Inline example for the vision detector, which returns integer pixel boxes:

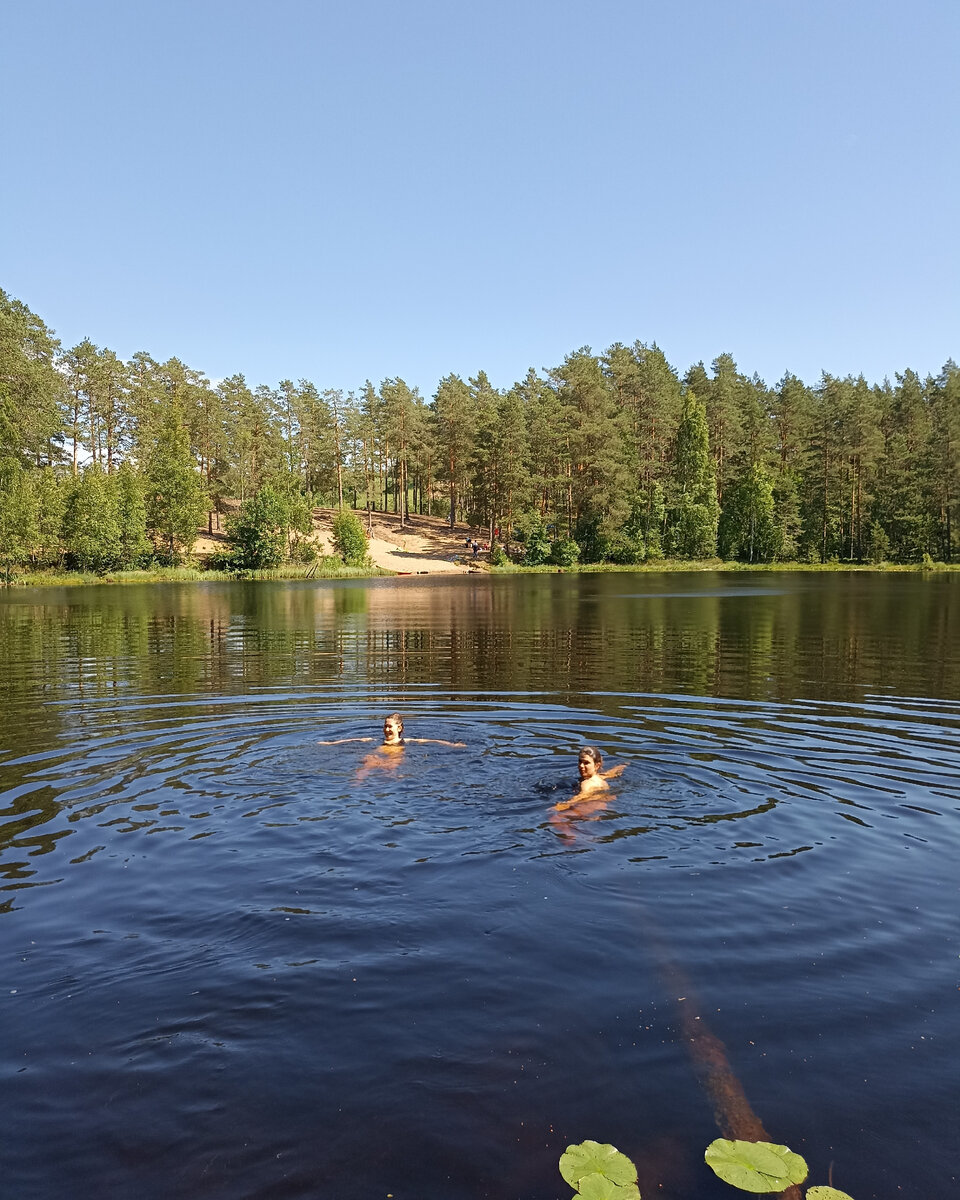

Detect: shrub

[331,510,369,566]
[203,547,240,572]
[227,485,289,569]
[573,516,608,563]
[488,541,508,566]
[290,539,318,564]
[548,538,580,566]
[607,531,644,564]
[867,522,890,564]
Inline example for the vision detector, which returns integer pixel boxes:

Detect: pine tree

[926,361,960,560]
[432,374,475,527]
[604,341,681,553]
[519,367,570,527]
[115,461,151,567]
[666,395,718,558]
[143,411,207,562]
[552,347,630,556]
[871,369,933,560]
[490,387,530,538]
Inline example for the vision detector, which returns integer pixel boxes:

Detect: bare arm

[601,763,625,779]
[555,776,610,810]
[405,737,467,747]
[317,737,373,745]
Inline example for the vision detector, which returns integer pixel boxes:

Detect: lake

[1,571,958,1199]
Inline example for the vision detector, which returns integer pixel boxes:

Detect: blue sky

[2,0,957,397]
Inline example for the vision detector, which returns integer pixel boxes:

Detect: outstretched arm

[317,737,374,745]
[405,737,467,747]
[554,789,609,813]
[601,763,626,780]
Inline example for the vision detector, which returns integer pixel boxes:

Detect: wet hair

[385,712,404,732]
[578,746,603,769]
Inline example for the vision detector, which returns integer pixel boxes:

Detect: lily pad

[807,1189,854,1200]
[560,1141,639,1189]
[576,1173,641,1200]
[704,1139,808,1193]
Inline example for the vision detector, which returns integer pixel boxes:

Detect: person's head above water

[578,746,603,779]
[382,713,404,744]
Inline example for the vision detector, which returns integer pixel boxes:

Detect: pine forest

[2,285,958,575]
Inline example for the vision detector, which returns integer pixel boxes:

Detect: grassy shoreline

[489,558,960,575]
[3,557,958,588]
[1,562,394,588]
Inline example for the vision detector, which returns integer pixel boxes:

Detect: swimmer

[318,713,465,749]
[320,713,465,780]
[553,746,625,811]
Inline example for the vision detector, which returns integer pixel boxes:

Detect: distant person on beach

[319,713,465,778]
[553,746,625,811]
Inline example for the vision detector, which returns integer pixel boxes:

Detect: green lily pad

[704,1139,808,1193]
[577,1173,641,1200]
[560,1141,639,1189]
[807,1189,854,1200]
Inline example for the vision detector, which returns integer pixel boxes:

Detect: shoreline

[3,558,957,589]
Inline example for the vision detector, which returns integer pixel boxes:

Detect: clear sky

[2,0,957,397]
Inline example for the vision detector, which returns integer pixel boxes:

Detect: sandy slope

[193,507,487,575]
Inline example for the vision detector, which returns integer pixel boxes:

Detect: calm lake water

[1,571,958,1200]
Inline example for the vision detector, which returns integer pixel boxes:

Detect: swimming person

[319,713,465,778]
[319,713,465,749]
[553,746,625,811]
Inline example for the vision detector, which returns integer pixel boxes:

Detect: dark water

[1,572,958,1200]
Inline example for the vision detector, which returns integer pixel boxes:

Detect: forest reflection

[0,574,957,715]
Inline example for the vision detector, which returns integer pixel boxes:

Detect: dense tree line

[1,285,958,574]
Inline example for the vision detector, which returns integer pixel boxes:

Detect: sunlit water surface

[1,572,958,1199]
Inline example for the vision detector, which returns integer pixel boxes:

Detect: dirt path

[317,509,487,574]
[193,506,490,575]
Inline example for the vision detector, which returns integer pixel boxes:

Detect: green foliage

[806,1189,854,1200]
[203,546,241,572]
[0,284,956,577]
[574,514,609,563]
[666,395,719,558]
[559,1141,640,1200]
[115,461,152,568]
[0,457,37,579]
[607,530,645,564]
[143,410,207,563]
[488,541,508,566]
[867,520,890,563]
[331,509,369,566]
[0,288,65,459]
[63,465,122,573]
[718,463,779,562]
[227,484,291,569]
[549,537,580,566]
[31,467,67,567]
[704,1138,807,1193]
[514,509,552,565]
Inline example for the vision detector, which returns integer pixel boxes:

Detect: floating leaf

[807,1189,854,1200]
[577,1173,641,1200]
[560,1141,639,1189]
[704,1139,808,1193]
